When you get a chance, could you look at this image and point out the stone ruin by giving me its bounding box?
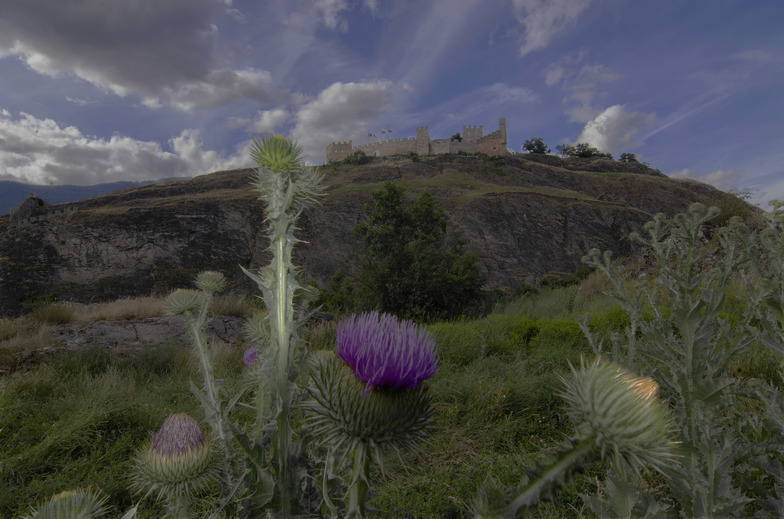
[326,118,508,162]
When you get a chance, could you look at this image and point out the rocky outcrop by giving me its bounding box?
[0,154,741,316]
[51,316,246,350]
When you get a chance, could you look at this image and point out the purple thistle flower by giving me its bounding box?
[243,344,259,366]
[337,311,438,395]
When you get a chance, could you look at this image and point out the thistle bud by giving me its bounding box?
[249,134,304,172]
[132,413,218,499]
[26,489,108,519]
[306,352,433,454]
[243,344,260,366]
[194,271,226,294]
[164,290,205,317]
[559,358,676,476]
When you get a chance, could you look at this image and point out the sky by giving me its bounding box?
[1,0,782,208]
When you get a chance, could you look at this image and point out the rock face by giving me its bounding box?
[0,153,738,316]
[51,316,246,350]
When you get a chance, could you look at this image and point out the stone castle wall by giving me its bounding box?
[326,118,508,162]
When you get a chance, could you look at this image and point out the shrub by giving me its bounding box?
[343,149,368,165]
[556,142,612,159]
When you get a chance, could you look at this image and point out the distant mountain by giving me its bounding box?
[0,154,753,317]
[0,179,166,216]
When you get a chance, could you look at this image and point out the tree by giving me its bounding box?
[556,142,612,159]
[619,152,638,163]
[343,149,368,165]
[450,132,463,142]
[522,137,550,154]
[354,182,483,321]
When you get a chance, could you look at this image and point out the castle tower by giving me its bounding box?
[416,126,430,155]
[462,124,484,143]
[326,140,353,162]
[476,118,509,156]
[498,118,507,151]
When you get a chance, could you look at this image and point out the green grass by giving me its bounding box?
[3,279,764,517]
[0,289,612,518]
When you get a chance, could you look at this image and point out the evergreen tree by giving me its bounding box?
[354,182,483,321]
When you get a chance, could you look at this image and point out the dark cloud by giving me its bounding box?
[0,0,271,109]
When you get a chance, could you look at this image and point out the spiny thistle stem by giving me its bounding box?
[273,230,295,515]
[346,443,371,519]
[245,134,324,516]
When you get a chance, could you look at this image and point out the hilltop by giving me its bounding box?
[0,152,748,316]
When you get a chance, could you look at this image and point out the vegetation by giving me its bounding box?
[3,132,783,518]
[619,152,638,163]
[353,182,484,321]
[556,142,613,159]
[522,137,550,154]
[342,149,369,165]
[3,198,784,517]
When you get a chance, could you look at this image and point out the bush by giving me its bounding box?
[343,149,368,165]
[556,142,612,159]
[314,270,355,316]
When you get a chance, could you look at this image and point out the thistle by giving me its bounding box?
[337,311,438,394]
[559,358,676,477]
[472,357,675,518]
[132,413,218,518]
[241,134,324,515]
[306,312,437,518]
[26,489,108,519]
[243,344,260,366]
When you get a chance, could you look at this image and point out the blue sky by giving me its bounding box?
[0,0,782,208]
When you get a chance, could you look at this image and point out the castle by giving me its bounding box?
[326,118,508,162]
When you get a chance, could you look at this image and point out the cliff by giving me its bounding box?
[0,153,740,316]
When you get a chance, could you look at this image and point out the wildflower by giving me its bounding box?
[336,311,438,395]
[559,358,676,476]
[243,344,259,366]
[132,413,218,500]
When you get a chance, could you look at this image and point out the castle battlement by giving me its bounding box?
[326,118,507,162]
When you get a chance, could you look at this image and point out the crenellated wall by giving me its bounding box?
[326,141,353,162]
[326,117,508,162]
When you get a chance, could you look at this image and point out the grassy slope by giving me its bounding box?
[0,282,627,518]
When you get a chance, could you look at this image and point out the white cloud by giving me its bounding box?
[668,168,743,193]
[364,0,380,14]
[315,0,349,30]
[146,68,274,112]
[544,54,621,123]
[513,0,593,56]
[0,109,250,185]
[291,80,394,161]
[230,108,290,133]
[544,65,565,86]
[577,105,657,154]
[0,0,275,111]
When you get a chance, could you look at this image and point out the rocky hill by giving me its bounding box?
[0,153,741,317]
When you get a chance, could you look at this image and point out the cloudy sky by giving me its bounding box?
[1,0,782,207]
